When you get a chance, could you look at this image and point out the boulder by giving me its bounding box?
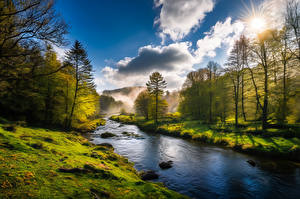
[247,160,256,167]
[100,132,116,138]
[159,160,173,169]
[97,143,114,149]
[140,170,159,181]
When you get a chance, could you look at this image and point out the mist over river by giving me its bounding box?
[90,120,300,199]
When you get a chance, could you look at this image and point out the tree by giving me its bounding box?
[42,45,62,124]
[65,40,95,129]
[250,30,275,130]
[226,40,243,127]
[146,72,167,124]
[0,0,68,84]
[207,61,220,123]
[134,91,151,120]
[0,0,68,59]
[240,35,250,121]
[286,0,300,60]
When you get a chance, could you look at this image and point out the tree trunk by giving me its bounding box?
[262,43,268,130]
[262,67,268,130]
[235,74,239,127]
[68,60,79,129]
[44,76,50,124]
[64,80,69,128]
[241,72,247,121]
[282,59,287,122]
[209,69,212,123]
[155,92,158,125]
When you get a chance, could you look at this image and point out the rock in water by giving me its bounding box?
[100,132,116,138]
[140,170,159,180]
[159,160,173,169]
[97,143,114,148]
[247,160,256,167]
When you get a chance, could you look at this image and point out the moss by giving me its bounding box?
[0,123,186,199]
[111,115,300,162]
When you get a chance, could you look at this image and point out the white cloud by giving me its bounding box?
[102,42,195,90]
[155,0,214,41]
[100,18,247,90]
[195,18,244,63]
[94,77,105,93]
[52,45,67,61]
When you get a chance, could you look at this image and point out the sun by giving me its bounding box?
[250,17,266,33]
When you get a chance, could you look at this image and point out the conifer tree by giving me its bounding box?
[65,40,95,129]
[146,72,167,124]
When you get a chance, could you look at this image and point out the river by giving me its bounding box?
[90,119,300,199]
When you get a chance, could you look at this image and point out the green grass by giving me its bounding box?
[110,115,300,161]
[72,118,106,133]
[0,122,185,199]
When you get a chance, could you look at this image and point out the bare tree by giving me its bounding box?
[250,30,276,130]
[286,0,300,60]
[0,0,68,82]
[226,40,243,127]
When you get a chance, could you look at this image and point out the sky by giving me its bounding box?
[54,0,287,92]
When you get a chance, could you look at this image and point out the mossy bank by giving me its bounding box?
[110,115,300,162]
[0,121,186,199]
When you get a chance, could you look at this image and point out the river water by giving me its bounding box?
[90,119,300,199]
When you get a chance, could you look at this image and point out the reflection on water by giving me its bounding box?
[91,120,300,199]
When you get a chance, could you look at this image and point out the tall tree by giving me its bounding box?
[286,0,300,60]
[207,61,220,123]
[226,40,243,127]
[146,72,167,124]
[65,40,94,129]
[251,30,274,130]
[240,35,250,121]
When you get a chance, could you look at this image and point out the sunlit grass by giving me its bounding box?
[111,115,300,158]
[0,123,185,199]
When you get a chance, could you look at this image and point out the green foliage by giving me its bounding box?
[146,72,168,124]
[65,40,98,129]
[179,67,229,123]
[179,28,300,128]
[148,96,168,120]
[0,41,100,130]
[134,91,151,119]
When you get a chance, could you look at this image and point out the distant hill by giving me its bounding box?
[102,86,146,113]
[103,86,145,97]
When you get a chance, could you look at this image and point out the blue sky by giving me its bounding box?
[54,0,274,92]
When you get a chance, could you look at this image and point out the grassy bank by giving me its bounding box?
[72,118,106,133]
[110,115,300,162]
[0,121,185,199]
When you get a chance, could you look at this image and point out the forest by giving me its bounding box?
[0,0,102,132]
[1,0,300,199]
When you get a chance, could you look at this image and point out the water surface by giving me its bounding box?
[91,120,300,199]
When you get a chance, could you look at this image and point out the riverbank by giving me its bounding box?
[0,121,185,198]
[110,115,300,162]
[72,118,106,133]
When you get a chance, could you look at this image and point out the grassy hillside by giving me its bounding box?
[110,115,300,161]
[0,121,185,199]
